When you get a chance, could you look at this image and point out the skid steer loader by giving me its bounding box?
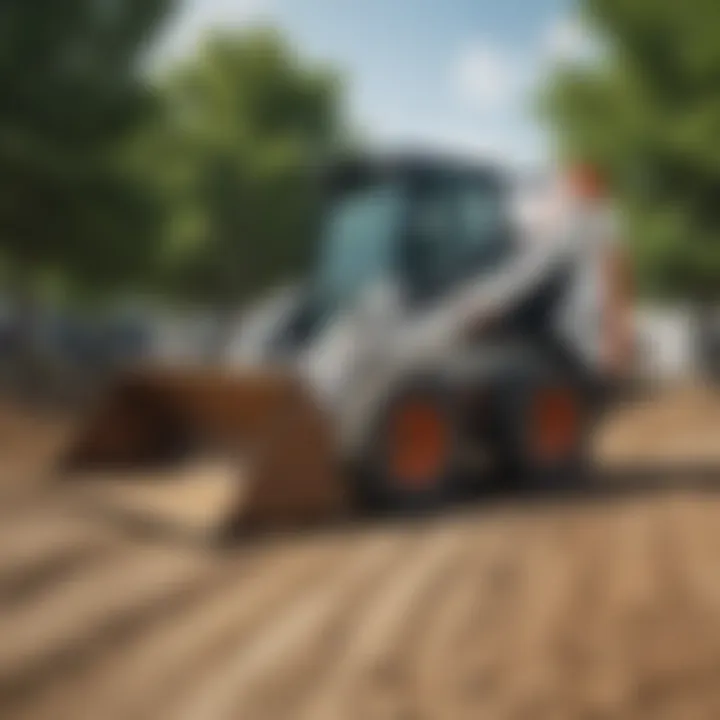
[60,153,632,539]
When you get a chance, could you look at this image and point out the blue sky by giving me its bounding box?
[159,0,592,166]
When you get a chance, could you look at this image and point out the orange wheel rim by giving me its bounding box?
[531,388,580,464]
[389,401,448,489]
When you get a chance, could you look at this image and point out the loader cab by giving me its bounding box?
[276,154,517,353]
[315,154,516,312]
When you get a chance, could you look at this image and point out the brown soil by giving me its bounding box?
[1,385,720,720]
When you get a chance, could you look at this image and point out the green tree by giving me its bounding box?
[543,0,720,300]
[0,0,174,394]
[149,28,343,353]
[0,0,173,299]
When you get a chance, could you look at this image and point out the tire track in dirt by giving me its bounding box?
[624,498,720,718]
[0,539,119,609]
[292,521,470,720]
[605,500,678,717]
[439,513,529,720]
[456,512,581,720]
[562,507,638,719]
[409,557,482,719]
[0,510,113,583]
[218,528,422,720]
[678,498,720,616]
[675,494,720,707]
[408,518,525,720]
[516,507,617,720]
[4,389,720,720]
[345,523,493,720]
[167,530,423,720]
[7,495,720,720]
[112,535,364,720]
[10,534,354,720]
[0,543,214,706]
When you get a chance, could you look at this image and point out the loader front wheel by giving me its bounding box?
[363,380,459,512]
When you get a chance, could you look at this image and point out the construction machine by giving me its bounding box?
[61,152,632,539]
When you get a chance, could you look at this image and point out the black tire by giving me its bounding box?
[360,375,462,512]
[492,372,593,491]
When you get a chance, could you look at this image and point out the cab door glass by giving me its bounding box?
[456,179,512,277]
[404,178,460,302]
[317,181,406,309]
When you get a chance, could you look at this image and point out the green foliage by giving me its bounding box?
[542,0,720,300]
[150,28,343,309]
[0,9,343,314]
[0,0,173,300]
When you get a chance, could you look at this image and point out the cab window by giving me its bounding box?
[456,178,513,275]
[403,172,513,303]
[316,180,406,307]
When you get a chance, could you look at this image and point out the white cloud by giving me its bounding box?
[453,43,521,111]
[446,40,551,163]
[543,15,599,65]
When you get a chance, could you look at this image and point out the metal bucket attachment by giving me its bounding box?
[59,367,348,540]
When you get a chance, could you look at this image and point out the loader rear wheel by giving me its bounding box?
[363,380,459,511]
[495,378,590,489]
[529,387,582,467]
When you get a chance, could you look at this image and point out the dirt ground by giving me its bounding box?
[1,386,720,720]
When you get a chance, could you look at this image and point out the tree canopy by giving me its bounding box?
[543,0,720,300]
[148,28,343,311]
[0,0,174,302]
